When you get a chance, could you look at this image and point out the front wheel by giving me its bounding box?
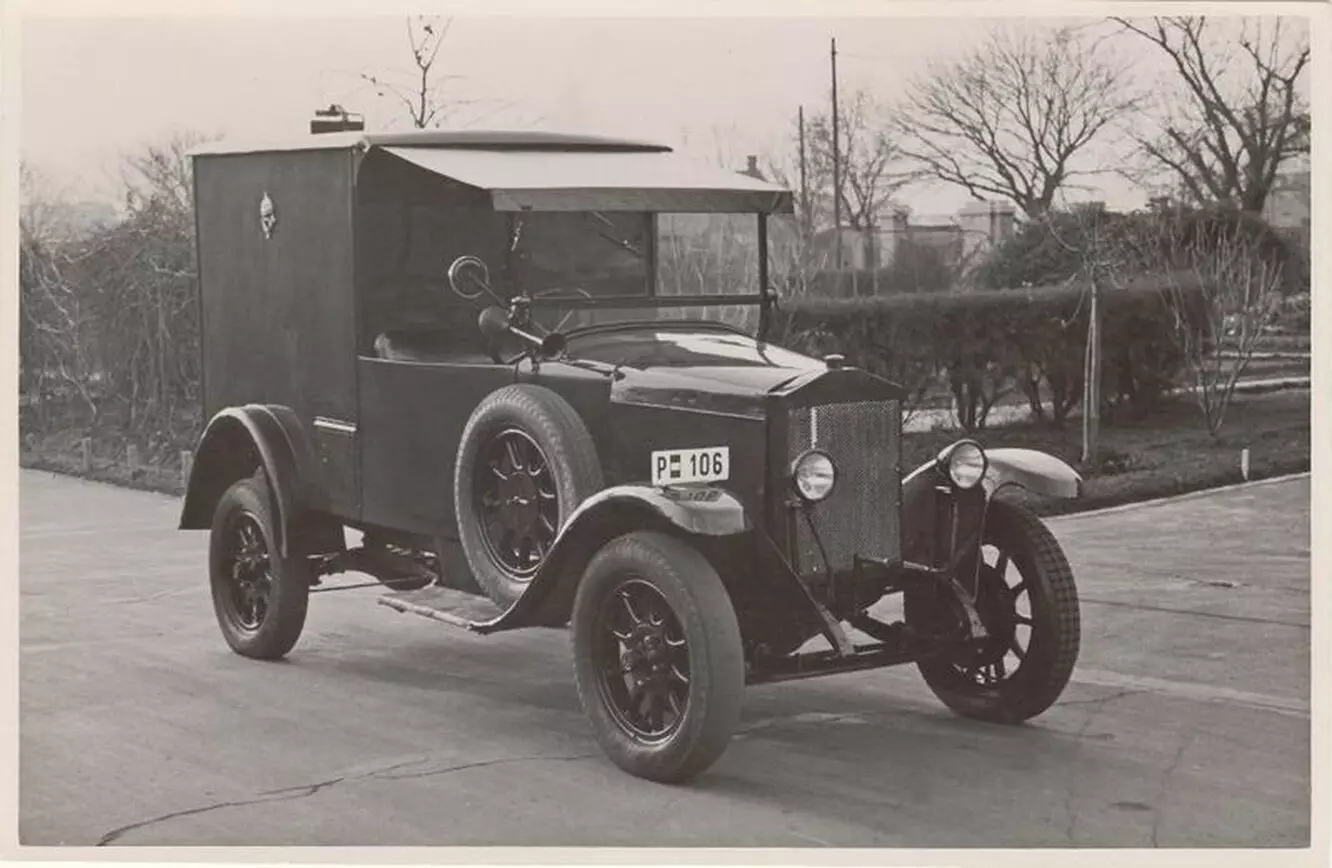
[208,473,311,660]
[571,532,744,783]
[909,499,1080,723]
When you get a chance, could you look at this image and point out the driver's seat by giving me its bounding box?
[373,304,496,364]
[373,328,453,363]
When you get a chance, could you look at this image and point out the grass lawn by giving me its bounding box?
[901,387,1310,516]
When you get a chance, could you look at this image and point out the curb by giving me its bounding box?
[1048,471,1311,522]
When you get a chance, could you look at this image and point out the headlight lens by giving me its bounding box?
[944,441,988,489]
[792,450,837,502]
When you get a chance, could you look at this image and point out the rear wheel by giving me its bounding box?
[571,532,744,783]
[909,500,1080,723]
[208,472,311,660]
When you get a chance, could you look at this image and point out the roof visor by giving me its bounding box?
[381,146,794,214]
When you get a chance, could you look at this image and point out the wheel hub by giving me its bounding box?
[225,513,272,631]
[620,622,672,684]
[495,471,540,536]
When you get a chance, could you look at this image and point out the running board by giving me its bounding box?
[378,586,507,632]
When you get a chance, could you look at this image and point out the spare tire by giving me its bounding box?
[454,384,604,607]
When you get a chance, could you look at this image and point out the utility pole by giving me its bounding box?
[830,36,842,270]
[1082,272,1102,465]
[797,105,809,239]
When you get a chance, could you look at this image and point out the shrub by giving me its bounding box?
[975,205,1309,299]
[973,208,1127,290]
[774,278,1205,431]
[803,240,956,299]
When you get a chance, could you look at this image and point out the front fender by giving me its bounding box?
[470,484,750,634]
[984,448,1082,500]
[902,444,1080,564]
[903,444,1082,509]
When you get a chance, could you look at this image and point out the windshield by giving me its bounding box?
[355,199,781,357]
[514,211,766,335]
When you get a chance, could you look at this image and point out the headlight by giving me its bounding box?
[942,440,987,490]
[792,450,837,502]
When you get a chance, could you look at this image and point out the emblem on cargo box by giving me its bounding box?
[259,192,277,239]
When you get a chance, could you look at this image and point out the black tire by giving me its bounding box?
[208,472,311,660]
[571,531,744,783]
[455,384,603,608]
[910,499,1080,724]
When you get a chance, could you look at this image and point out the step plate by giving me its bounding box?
[378,585,506,631]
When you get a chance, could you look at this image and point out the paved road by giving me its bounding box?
[19,471,1311,848]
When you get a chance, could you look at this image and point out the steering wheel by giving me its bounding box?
[531,286,594,333]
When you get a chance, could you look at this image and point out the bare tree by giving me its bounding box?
[361,16,468,129]
[1112,16,1309,213]
[120,130,210,221]
[895,25,1140,219]
[1112,211,1283,436]
[20,163,64,243]
[799,89,915,234]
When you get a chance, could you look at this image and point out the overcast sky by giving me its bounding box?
[17,5,1312,219]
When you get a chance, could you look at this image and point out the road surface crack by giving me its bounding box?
[1150,731,1194,847]
[1062,689,1129,843]
[1058,688,1145,708]
[375,751,602,782]
[96,751,599,845]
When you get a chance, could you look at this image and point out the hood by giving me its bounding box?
[563,325,826,418]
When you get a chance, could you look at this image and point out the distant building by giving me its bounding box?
[955,200,1018,263]
[1263,156,1310,242]
[807,199,1016,274]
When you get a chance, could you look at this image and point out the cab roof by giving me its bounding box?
[188,128,674,156]
[191,128,793,214]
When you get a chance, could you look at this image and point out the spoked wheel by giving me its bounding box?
[455,385,603,608]
[475,428,559,579]
[208,472,310,660]
[572,532,743,783]
[221,513,271,630]
[593,579,692,742]
[909,500,1080,723]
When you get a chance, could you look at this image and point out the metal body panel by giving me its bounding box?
[192,148,359,518]
[515,358,617,469]
[312,417,359,512]
[357,358,515,537]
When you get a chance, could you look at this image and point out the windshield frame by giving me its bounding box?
[511,210,773,339]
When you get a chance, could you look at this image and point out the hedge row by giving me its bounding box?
[772,277,1208,431]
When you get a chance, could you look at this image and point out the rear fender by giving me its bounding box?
[470,485,750,634]
[178,405,334,556]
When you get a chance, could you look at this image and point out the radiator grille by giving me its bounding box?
[789,399,901,576]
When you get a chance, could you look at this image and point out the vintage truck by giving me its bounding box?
[181,128,1082,782]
